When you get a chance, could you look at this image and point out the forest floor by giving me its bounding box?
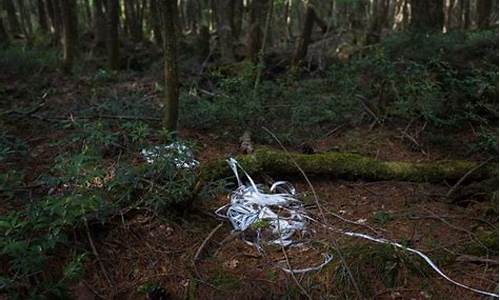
[1,64,498,300]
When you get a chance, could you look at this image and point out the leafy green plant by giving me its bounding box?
[0,46,59,75]
[373,211,394,225]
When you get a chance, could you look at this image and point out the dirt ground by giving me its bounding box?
[2,71,498,300]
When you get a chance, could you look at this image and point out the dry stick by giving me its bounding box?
[262,126,364,299]
[83,218,113,287]
[421,207,490,253]
[82,280,105,300]
[446,158,493,198]
[277,215,313,300]
[44,114,161,122]
[193,222,224,262]
[192,223,224,291]
[325,208,383,236]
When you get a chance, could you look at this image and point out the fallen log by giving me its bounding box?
[200,148,497,183]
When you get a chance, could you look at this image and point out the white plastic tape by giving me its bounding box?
[216,158,499,298]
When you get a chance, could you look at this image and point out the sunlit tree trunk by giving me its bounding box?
[445,0,456,30]
[459,0,471,29]
[284,0,291,41]
[161,0,180,133]
[410,0,444,31]
[3,0,21,35]
[107,0,120,70]
[37,0,48,32]
[477,0,492,28]
[59,0,77,72]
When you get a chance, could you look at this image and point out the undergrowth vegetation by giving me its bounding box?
[0,120,208,298]
[180,29,498,150]
[0,29,497,299]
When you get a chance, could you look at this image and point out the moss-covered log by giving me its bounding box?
[200,148,497,183]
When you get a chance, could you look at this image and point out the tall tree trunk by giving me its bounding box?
[445,0,456,30]
[284,0,291,41]
[402,0,409,29]
[460,0,471,29]
[216,0,235,63]
[3,0,21,34]
[92,0,106,47]
[17,0,33,38]
[292,3,316,66]
[37,0,48,32]
[367,0,388,44]
[246,0,267,62]
[231,0,243,39]
[125,0,143,42]
[160,0,180,133]
[107,0,120,70]
[197,25,209,63]
[59,0,77,72]
[150,0,162,45]
[82,0,91,31]
[185,0,198,33]
[46,0,61,42]
[476,0,492,28]
[410,0,444,31]
[0,15,9,44]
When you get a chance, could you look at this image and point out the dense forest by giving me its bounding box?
[0,0,499,299]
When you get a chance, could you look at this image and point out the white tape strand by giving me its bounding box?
[342,231,499,298]
[216,158,499,298]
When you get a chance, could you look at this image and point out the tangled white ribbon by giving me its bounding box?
[215,158,499,298]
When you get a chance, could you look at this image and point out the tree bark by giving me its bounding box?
[107,0,120,70]
[3,0,21,35]
[246,0,268,62]
[37,0,48,32]
[216,0,235,63]
[92,0,106,47]
[367,0,388,44]
[476,0,492,29]
[161,0,180,133]
[185,0,199,33]
[17,0,33,38]
[150,0,162,45]
[445,0,456,30]
[200,148,498,184]
[59,0,77,73]
[410,0,444,31]
[45,0,60,40]
[292,3,316,66]
[197,25,210,63]
[124,0,143,42]
[459,0,471,29]
[0,15,9,44]
[231,0,243,39]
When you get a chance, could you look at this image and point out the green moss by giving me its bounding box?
[199,148,497,184]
